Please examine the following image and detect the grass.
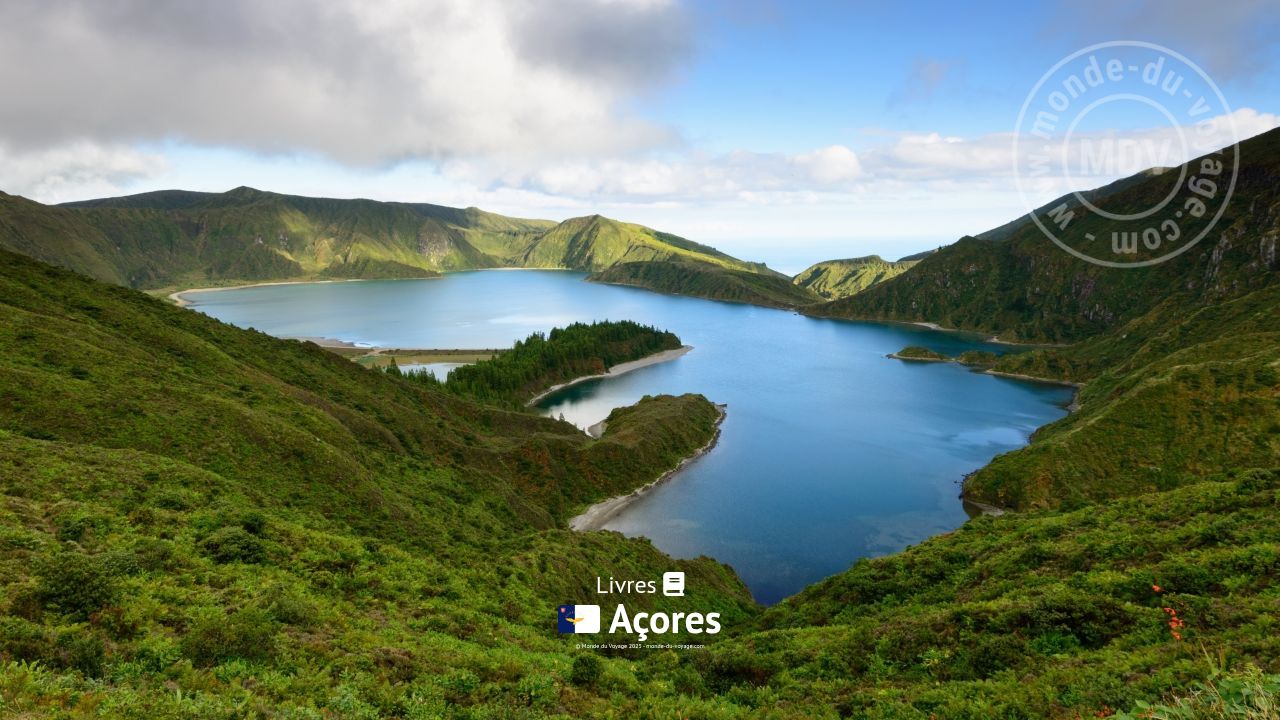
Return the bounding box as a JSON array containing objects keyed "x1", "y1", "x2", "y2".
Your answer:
[
  {"x1": 889, "y1": 345, "x2": 950, "y2": 362},
  {"x1": 792, "y1": 256, "x2": 917, "y2": 300},
  {"x1": 2, "y1": 119, "x2": 1279, "y2": 715},
  {"x1": 0, "y1": 187, "x2": 774, "y2": 293},
  {"x1": 590, "y1": 260, "x2": 819, "y2": 308}
]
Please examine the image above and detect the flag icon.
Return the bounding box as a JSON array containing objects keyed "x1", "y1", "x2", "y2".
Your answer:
[{"x1": 557, "y1": 604, "x2": 600, "y2": 634}]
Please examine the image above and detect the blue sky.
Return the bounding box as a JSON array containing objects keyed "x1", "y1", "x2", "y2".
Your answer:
[{"x1": 1, "y1": 0, "x2": 1277, "y2": 273}]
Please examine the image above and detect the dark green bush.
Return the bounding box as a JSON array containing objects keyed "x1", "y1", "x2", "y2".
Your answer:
[
  {"x1": 0, "y1": 618, "x2": 105, "y2": 676},
  {"x1": 570, "y1": 653, "x2": 603, "y2": 687},
  {"x1": 35, "y1": 552, "x2": 118, "y2": 619},
  {"x1": 180, "y1": 608, "x2": 278, "y2": 666},
  {"x1": 199, "y1": 526, "x2": 266, "y2": 564}
]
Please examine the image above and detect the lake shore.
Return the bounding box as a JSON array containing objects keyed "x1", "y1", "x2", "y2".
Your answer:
[
  {"x1": 886, "y1": 351, "x2": 949, "y2": 362},
  {"x1": 984, "y1": 369, "x2": 1083, "y2": 412},
  {"x1": 569, "y1": 404, "x2": 726, "y2": 532},
  {"x1": 166, "y1": 275, "x2": 446, "y2": 308},
  {"x1": 908, "y1": 320, "x2": 1066, "y2": 347},
  {"x1": 526, "y1": 345, "x2": 694, "y2": 406},
  {"x1": 168, "y1": 278, "x2": 367, "y2": 308}
]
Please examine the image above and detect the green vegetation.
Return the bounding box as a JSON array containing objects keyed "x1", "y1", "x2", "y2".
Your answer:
[
  {"x1": 515, "y1": 214, "x2": 766, "y2": 274},
  {"x1": 1116, "y1": 666, "x2": 1280, "y2": 719},
  {"x1": 0, "y1": 248, "x2": 764, "y2": 717},
  {"x1": 889, "y1": 345, "x2": 950, "y2": 362},
  {"x1": 965, "y1": 284, "x2": 1279, "y2": 511},
  {"x1": 590, "y1": 260, "x2": 819, "y2": 308},
  {"x1": 0, "y1": 187, "x2": 770, "y2": 292},
  {"x1": 792, "y1": 255, "x2": 917, "y2": 300},
  {"x1": 1, "y1": 130, "x2": 1278, "y2": 716},
  {"x1": 421, "y1": 321, "x2": 681, "y2": 406},
  {"x1": 346, "y1": 348, "x2": 500, "y2": 369},
  {"x1": 806, "y1": 130, "x2": 1278, "y2": 344},
  {"x1": 725, "y1": 467, "x2": 1280, "y2": 718}
]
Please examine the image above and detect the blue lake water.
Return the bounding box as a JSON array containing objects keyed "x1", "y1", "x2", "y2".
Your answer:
[{"x1": 183, "y1": 271, "x2": 1072, "y2": 603}]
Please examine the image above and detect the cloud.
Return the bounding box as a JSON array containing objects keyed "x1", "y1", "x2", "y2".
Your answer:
[
  {"x1": 429, "y1": 107, "x2": 1277, "y2": 210},
  {"x1": 887, "y1": 58, "x2": 961, "y2": 107},
  {"x1": 444, "y1": 144, "x2": 865, "y2": 202},
  {"x1": 1046, "y1": 0, "x2": 1280, "y2": 82},
  {"x1": 0, "y1": 0, "x2": 692, "y2": 166},
  {"x1": 859, "y1": 108, "x2": 1279, "y2": 186},
  {"x1": 0, "y1": 141, "x2": 168, "y2": 204}
]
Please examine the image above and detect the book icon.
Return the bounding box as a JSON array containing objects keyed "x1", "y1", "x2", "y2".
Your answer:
[{"x1": 662, "y1": 571, "x2": 685, "y2": 597}]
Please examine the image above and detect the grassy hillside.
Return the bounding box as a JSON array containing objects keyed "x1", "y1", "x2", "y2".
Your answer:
[
  {"x1": 964, "y1": 284, "x2": 1280, "y2": 511},
  {"x1": 517, "y1": 215, "x2": 765, "y2": 274},
  {"x1": 792, "y1": 255, "x2": 917, "y2": 300},
  {"x1": 806, "y1": 128, "x2": 1280, "y2": 344},
  {"x1": 589, "y1": 260, "x2": 820, "y2": 308},
  {"x1": 788, "y1": 129, "x2": 1280, "y2": 514},
  {"x1": 2, "y1": 133, "x2": 1278, "y2": 716},
  {"x1": 724, "y1": 467, "x2": 1280, "y2": 718},
  {"x1": 0, "y1": 247, "x2": 769, "y2": 716},
  {"x1": 0, "y1": 188, "x2": 775, "y2": 293},
  {"x1": 7, "y1": 232, "x2": 1277, "y2": 718}
]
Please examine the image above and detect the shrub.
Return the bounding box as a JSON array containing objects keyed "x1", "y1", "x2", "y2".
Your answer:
[
  {"x1": 35, "y1": 552, "x2": 117, "y2": 619},
  {"x1": 132, "y1": 538, "x2": 175, "y2": 571},
  {"x1": 0, "y1": 618, "x2": 105, "y2": 676},
  {"x1": 515, "y1": 672, "x2": 558, "y2": 709},
  {"x1": 570, "y1": 653, "x2": 603, "y2": 687},
  {"x1": 180, "y1": 608, "x2": 278, "y2": 667},
  {"x1": 199, "y1": 526, "x2": 266, "y2": 564}
]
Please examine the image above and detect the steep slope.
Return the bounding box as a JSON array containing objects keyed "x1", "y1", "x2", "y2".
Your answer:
[
  {"x1": 516, "y1": 214, "x2": 767, "y2": 273},
  {"x1": 798, "y1": 128, "x2": 1280, "y2": 511},
  {"x1": 0, "y1": 188, "x2": 781, "y2": 295},
  {"x1": 807, "y1": 128, "x2": 1280, "y2": 343},
  {"x1": 723, "y1": 468, "x2": 1280, "y2": 717},
  {"x1": 589, "y1": 259, "x2": 820, "y2": 308},
  {"x1": 792, "y1": 254, "x2": 917, "y2": 300},
  {"x1": 964, "y1": 284, "x2": 1279, "y2": 510},
  {"x1": 0, "y1": 247, "x2": 761, "y2": 715}
]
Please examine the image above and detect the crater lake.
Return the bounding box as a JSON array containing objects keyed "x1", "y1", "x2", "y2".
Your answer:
[{"x1": 181, "y1": 271, "x2": 1073, "y2": 603}]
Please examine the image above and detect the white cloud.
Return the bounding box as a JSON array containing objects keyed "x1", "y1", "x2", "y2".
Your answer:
[
  {"x1": 0, "y1": 0, "x2": 690, "y2": 166},
  {"x1": 0, "y1": 142, "x2": 168, "y2": 204}
]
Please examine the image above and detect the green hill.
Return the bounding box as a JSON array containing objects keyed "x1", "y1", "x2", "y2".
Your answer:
[
  {"x1": 966, "y1": 283, "x2": 1279, "y2": 510},
  {"x1": 6, "y1": 239, "x2": 1278, "y2": 718},
  {"x1": 0, "y1": 247, "x2": 767, "y2": 715},
  {"x1": 516, "y1": 214, "x2": 764, "y2": 273},
  {"x1": 0, "y1": 188, "x2": 775, "y2": 293},
  {"x1": 2, "y1": 134, "x2": 1279, "y2": 717},
  {"x1": 806, "y1": 128, "x2": 1280, "y2": 344},
  {"x1": 590, "y1": 260, "x2": 819, "y2": 308},
  {"x1": 728, "y1": 466, "x2": 1280, "y2": 717},
  {"x1": 798, "y1": 128, "x2": 1280, "y2": 512},
  {"x1": 792, "y1": 255, "x2": 917, "y2": 300}
]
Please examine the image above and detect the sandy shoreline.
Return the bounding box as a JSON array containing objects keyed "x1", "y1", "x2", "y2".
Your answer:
[
  {"x1": 984, "y1": 370, "x2": 1083, "y2": 412},
  {"x1": 167, "y1": 278, "x2": 370, "y2": 308},
  {"x1": 167, "y1": 275, "x2": 448, "y2": 308},
  {"x1": 569, "y1": 404, "x2": 726, "y2": 532},
  {"x1": 908, "y1": 320, "x2": 1062, "y2": 347},
  {"x1": 526, "y1": 345, "x2": 693, "y2": 406}
]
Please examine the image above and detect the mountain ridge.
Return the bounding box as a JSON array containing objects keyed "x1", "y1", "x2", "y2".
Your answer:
[{"x1": 0, "y1": 186, "x2": 768, "y2": 292}]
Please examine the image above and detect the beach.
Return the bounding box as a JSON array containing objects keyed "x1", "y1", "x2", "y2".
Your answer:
[
  {"x1": 167, "y1": 278, "x2": 370, "y2": 308},
  {"x1": 569, "y1": 404, "x2": 726, "y2": 532},
  {"x1": 526, "y1": 345, "x2": 694, "y2": 406}
]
